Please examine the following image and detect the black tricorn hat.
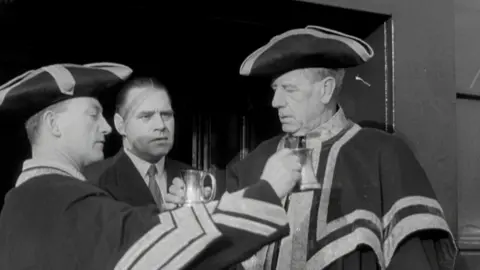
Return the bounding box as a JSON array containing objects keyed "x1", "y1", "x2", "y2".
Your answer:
[
  {"x1": 0, "y1": 62, "x2": 132, "y2": 123},
  {"x1": 239, "y1": 25, "x2": 374, "y2": 77}
]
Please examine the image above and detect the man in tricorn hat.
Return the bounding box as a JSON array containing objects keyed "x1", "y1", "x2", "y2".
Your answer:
[
  {"x1": 226, "y1": 26, "x2": 458, "y2": 269},
  {"x1": 0, "y1": 62, "x2": 303, "y2": 269}
]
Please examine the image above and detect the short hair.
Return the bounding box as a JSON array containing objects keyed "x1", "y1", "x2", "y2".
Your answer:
[
  {"x1": 115, "y1": 77, "x2": 171, "y2": 118},
  {"x1": 24, "y1": 99, "x2": 72, "y2": 145},
  {"x1": 304, "y1": 67, "x2": 346, "y2": 95}
]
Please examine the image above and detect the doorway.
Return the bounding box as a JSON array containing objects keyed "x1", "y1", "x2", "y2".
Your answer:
[{"x1": 0, "y1": 0, "x2": 391, "y2": 206}]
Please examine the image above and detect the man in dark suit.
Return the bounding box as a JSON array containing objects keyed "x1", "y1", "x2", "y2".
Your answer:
[{"x1": 85, "y1": 77, "x2": 189, "y2": 210}]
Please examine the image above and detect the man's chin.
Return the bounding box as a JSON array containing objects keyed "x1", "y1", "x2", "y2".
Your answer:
[
  {"x1": 85, "y1": 153, "x2": 105, "y2": 167},
  {"x1": 149, "y1": 147, "x2": 171, "y2": 158},
  {"x1": 281, "y1": 124, "x2": 301, "y2": 135}
]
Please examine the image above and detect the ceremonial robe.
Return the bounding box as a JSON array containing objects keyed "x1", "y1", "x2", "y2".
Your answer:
[
  {"x1": 0, "y1": 163, "x2": 289, "y2": 270},
  {"x1": 227, "y1": 123, "x2": 458, "y2": 270},
  {"x1": 84, "y1": 149, "x2": 289, "y2": 269}
]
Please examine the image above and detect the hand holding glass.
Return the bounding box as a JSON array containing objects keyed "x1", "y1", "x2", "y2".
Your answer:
[{"x1": 179, "y1": 169, "x2": 217, "y2": 206}]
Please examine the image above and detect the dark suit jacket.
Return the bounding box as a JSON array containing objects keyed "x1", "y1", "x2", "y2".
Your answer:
[{"x1": 84, "y1": 149, "x2": 192, "y2": 207}]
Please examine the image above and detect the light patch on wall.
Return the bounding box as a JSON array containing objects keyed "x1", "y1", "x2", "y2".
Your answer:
[{"x1": 455, "y1": 0, "x2": 480, "y2": 93}]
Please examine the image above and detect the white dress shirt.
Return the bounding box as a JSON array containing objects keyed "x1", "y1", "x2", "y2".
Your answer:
[{"x1": 124, "y1": 148, "x2": 168, "y2": 198}]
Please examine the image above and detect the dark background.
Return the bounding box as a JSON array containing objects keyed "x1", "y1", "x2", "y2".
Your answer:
[{"x1": 0, "y1": 0, "x2": 388, "y2": 208}]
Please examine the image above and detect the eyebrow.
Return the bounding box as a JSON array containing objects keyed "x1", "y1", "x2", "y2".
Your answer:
[
  {"x1": 136, "y1": 109, "x2": 174, "y2": 115},
  {"x1": 271, "y1": 83, "x2": 297, "y2": 89},
  {"x1": 87, "y1": 104, "x2": 102, "y2": 114}
]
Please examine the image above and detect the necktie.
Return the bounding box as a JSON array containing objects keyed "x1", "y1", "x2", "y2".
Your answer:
[
  {"x1": 285, "y1": 135, "x2": 306, "y2": 149},
  {"x1": 147, "y1": 164, "x2": 164, "y2": 210}
]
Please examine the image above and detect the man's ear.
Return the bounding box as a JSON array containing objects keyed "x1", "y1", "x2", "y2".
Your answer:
[
  {"x1": 315, "y1": 76, "x2": 336, "y2": 104},
  {"x1": 113, "y1": 113, "x2": 126, "y2": 136},
  {"x1": 43, "y1": 110, "x2": 62, "y2": 137}
]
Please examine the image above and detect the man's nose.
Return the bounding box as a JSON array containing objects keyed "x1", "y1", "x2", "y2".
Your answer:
[
  {"x1": 152, "y1": 113, "x2": 167, "y2": 130},
  {"x1": 100, "y1": 116, "x2": 112, "y2": 135},
  {"x1": 271, "y1": 89, "x2": 286, "y2": 108}
]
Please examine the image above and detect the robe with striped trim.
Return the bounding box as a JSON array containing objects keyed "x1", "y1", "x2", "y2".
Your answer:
[
  {"x1": 226, "y1": 124, "x2": 457, "y2": 270},
  {"x1": 84, "y1": 148, "x2": 290, "y2": 269},
  {"x1": 0, "y1": 171, "x2": 289, "y2": 270}
]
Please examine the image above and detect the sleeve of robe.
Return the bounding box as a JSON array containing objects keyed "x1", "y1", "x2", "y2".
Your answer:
[
  {"x1": 225, "y1": 162, "x2": 241, "y2": 193},
  {"x1": 379, "y1": 135, "x2": 458, "y2": 270},
  {"x1": 188, "y1": 179, "x2": 290, "y2": 270},
  {"x1": 66, "y1": 191, "x2": 221, "y2": 270},
  {"x1": 65, "y1": 178, "x2": 288, "y2": 270}
]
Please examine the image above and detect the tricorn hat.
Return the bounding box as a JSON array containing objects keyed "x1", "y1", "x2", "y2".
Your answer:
[
  {"x1": 239, "y1": 25, "x2": 374, "y2": 77},
  {"x1": 0, "y1": 62, "x2": 132, "y2": 123}
]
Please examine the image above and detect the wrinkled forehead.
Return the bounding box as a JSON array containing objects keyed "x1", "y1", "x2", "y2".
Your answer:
[
  {"x1": 64, "y1": 97, "x2": 103, "y2": 113},
  {"x1": 124, "y1": 87, "x2": 172, "y2": 116},
  {"x1": 271, "y1": 69, "x2": 311, "y2": 88}
]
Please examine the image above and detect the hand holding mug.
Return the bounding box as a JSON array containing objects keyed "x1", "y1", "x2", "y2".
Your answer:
[{"x1": 260, "y1": 148, "x2": 302, "y2": 199}]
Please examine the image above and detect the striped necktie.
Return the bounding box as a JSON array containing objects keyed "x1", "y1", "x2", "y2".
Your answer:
[{"x1": 147, "y1": 164, "x2": 164, "y2": 210}]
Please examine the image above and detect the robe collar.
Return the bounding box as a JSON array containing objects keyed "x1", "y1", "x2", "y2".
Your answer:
[{"x1": 15, "y1": 158, "x2": 86, "y2": 187}]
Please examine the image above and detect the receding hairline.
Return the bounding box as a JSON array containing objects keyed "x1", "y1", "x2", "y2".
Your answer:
[
  {"x1": 118, "y1": 84, "x2": 171, "y2": 119},
  {"x1": 126, "y1": 84, "x2": 168, "y2": 101}
]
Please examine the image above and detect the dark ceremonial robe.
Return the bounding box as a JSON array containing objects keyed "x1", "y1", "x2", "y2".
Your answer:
[
  {"x1": 226, "y1": 111, "x2": 457, "y2": 270},
  {"x1": 84, "y1": 149, "x2": 290, "y2": 269},
  {"x1": 84, "y1": 149, "x2": 191, "y2": 207},
  {"x1": 0, "y1": 160, "x2": 290, "y2": 270}
]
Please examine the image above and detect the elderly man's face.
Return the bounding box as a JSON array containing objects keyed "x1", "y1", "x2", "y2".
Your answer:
[
  {"x1": 56, "y1": 97, "x2": 112, "y2": 167},
  {"x1": 117, "y1": 87, "x2": 175, "y2": 163},
  {"x1": 271, "y1": 69, "x2": 327, "y2": 135}
]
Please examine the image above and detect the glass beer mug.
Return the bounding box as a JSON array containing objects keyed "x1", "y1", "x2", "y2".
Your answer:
[
  {"x1": 285, "y1": 136, "x2": 321, "y2": 191},
  {"x1": 180, "y1": 169, "x2": 217, "y2": 206}
]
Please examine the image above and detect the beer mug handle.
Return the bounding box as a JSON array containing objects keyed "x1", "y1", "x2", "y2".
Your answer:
[{"x1": 201, "y1": 172, "x2": 217, "y2": 203}]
